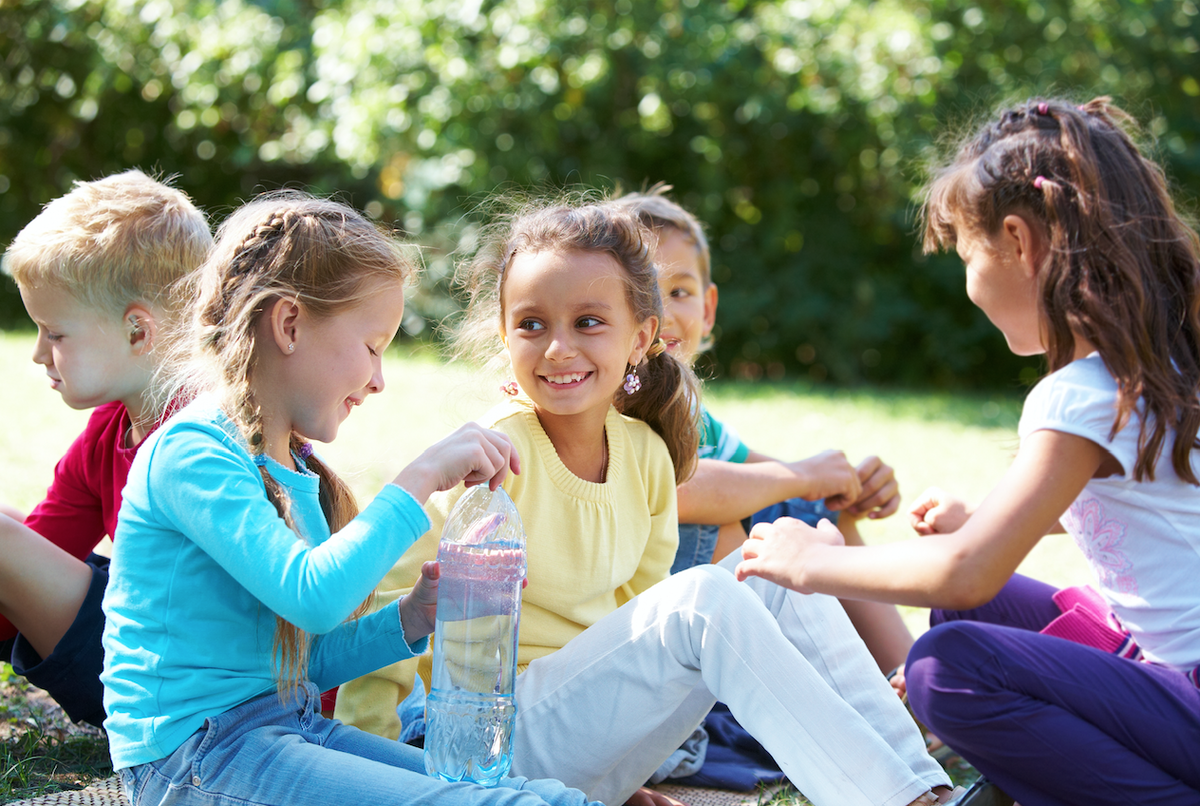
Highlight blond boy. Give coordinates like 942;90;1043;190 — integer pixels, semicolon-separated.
0;170;210;726
615;185;914;672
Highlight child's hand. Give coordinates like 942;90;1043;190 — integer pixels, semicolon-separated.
908;487;971;534
735;516;845;593
790;450;862;509
399;561;440;641
392;423;521;504
843;456;901;521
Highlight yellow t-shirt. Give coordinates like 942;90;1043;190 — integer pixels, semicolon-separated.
335;399;680;738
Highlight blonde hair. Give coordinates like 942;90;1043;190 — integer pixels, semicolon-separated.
455;195;700;482
3;170;211;318
168;191;417;693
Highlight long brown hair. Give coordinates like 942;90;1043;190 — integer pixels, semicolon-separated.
456;195;700;481
921;97;1200;484
170;191;417;692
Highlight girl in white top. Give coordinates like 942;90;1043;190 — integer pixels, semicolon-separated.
736;98;1200;805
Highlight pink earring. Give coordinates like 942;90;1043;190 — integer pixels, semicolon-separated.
623;366;641;395
501;381;519;396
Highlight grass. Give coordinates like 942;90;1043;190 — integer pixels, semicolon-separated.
0;665;111;802
0;331;1089;802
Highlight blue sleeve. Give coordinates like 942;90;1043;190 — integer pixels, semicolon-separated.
308;599;430;690
146;423;431;635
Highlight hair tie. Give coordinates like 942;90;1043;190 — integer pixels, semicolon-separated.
1034;175;1047;190
298;442;314;460
252;453;269;467
646;338;667;359
1037;102;1049;115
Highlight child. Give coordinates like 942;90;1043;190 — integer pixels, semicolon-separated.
736;97;1200;804
338;199;952;806
614;184;914;673
99;192;600;806
0;169;211;727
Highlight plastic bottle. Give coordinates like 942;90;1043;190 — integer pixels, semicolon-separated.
424;485;527;786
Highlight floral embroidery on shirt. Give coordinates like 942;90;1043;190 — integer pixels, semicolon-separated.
1063;494;1138;595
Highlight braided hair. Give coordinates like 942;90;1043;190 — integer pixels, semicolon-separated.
921;97;1200;484
169;192;417;693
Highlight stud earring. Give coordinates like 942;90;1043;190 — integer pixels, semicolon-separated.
500;381;519;396
623;366;641;395
287;343;295;353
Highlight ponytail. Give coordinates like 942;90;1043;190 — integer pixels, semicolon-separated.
616;340;700;483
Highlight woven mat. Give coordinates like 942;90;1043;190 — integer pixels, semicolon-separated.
8;778;776;806
651;782;786;806
9;777;128;806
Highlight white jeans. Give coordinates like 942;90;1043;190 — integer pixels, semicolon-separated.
510;561;948;806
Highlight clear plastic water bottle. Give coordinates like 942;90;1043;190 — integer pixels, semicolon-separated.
424;485;526;786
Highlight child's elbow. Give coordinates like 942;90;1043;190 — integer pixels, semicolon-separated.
932;550;1003;611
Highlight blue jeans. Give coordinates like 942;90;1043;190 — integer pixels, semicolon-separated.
673;498;836;576
118;682;601;806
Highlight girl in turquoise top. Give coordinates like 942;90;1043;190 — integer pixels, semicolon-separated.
100;192;601;806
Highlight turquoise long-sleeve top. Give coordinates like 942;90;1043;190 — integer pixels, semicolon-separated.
100;394;431;770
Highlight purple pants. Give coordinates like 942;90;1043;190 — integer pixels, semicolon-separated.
906;574;1200;805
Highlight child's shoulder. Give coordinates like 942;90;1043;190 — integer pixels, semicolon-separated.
1019;354;1125;444
140;394;246;461
1023;354;1116;416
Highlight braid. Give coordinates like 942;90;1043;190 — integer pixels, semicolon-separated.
166;191;416;695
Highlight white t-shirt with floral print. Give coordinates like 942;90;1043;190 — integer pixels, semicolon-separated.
1020;353;1200;670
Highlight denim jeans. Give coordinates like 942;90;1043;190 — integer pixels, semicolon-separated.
117;682;601;806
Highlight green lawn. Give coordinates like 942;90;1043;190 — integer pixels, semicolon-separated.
0;330;1090;801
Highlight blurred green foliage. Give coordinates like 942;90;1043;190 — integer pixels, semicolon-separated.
2;0;1197;387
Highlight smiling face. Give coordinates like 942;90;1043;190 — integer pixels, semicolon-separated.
955;221;1044;356
654;229;717;365
502;248;656;426
19;282;150;413
267;279;406;457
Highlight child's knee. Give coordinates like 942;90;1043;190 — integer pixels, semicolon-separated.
905;621;997;730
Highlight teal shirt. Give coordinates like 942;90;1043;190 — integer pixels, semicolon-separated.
101;395;431;769
697;405;750;464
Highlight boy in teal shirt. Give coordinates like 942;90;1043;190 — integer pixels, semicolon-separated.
616;185;913;672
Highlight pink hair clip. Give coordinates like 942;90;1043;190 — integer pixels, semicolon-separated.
1037;102;1049;115
1034;176;1047;189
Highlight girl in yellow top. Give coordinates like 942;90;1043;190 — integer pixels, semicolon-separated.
338;199;950;806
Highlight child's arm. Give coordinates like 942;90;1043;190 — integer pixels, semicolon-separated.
736;429;1104;609
676;449;862;525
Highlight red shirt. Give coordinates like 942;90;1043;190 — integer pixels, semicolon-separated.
1;401;143;641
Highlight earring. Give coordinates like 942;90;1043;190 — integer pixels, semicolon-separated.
500;381;519;396
287;343;295;353
623;365;641;395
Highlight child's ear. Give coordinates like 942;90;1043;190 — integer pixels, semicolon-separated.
702;283;719;336
124;303;157;355
1001;214;1047;279
629;315;659;365
267;297;302;355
